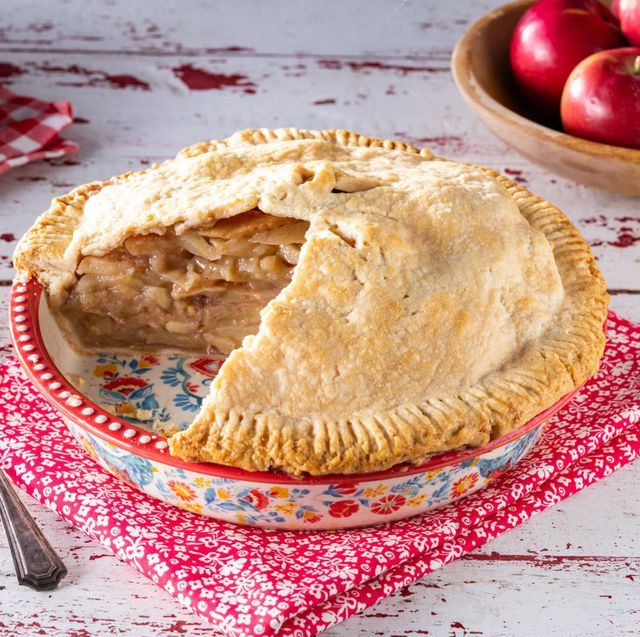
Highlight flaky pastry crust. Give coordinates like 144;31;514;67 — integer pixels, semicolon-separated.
14;128;608;475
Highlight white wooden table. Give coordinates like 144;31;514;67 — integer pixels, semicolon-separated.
0;1;638;635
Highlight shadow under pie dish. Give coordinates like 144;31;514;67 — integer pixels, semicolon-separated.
13;128;608;487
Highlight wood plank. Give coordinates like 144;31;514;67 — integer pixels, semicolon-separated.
0;0;497;57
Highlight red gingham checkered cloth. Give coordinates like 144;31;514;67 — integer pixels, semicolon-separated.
0;85;78;174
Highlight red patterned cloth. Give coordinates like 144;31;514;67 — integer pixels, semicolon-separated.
0;85;78;174
0;311;638;637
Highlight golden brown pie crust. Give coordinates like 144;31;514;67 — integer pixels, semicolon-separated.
14;128;608;475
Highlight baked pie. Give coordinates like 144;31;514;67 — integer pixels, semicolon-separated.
14;128;608;475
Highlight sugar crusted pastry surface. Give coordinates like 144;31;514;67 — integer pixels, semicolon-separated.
14;128;608;475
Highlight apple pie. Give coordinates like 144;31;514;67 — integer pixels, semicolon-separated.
14;128;608;475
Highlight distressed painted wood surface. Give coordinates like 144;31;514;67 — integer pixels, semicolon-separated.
0;1;638;635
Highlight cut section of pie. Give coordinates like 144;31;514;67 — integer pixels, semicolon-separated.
14;128;609;475
61;211;309;354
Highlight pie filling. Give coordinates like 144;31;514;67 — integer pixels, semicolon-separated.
58;210;309;355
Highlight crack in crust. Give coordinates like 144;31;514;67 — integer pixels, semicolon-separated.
14;128;608;476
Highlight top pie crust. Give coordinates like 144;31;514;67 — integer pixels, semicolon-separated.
14;128;608;476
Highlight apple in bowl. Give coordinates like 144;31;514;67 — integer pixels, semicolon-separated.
613;0;640;45
510;0;626;119
561;48;640;149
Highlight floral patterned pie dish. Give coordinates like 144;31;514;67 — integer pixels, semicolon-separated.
10;128;606;528
9;277;580;529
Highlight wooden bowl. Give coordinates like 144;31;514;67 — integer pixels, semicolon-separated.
452;0;640;196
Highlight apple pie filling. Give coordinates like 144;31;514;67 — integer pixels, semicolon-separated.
58;210;309;354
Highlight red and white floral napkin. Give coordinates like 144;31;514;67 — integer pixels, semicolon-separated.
0;311;639;637
0;85;78;174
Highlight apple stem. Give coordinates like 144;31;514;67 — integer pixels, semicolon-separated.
635;56;640;76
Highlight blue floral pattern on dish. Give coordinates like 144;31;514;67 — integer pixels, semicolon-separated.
69;417;546;529
80;353;222;431
64;348;547;528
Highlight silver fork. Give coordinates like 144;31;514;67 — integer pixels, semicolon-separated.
0;468;67;590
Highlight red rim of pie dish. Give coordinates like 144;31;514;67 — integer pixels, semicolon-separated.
9;278;580;485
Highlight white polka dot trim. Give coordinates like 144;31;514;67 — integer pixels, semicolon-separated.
14;296;25;302
155;440;168;450
16;325;28;332
81;407;94;416
94;415;108;424
108;422;122;431
139;435;151;444
123;429;136;439
66;397;82;408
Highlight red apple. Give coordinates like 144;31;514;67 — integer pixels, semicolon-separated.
561;47;640;149
510;0;626;119
612;0;640;44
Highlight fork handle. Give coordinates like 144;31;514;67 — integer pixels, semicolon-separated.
0;469;67;590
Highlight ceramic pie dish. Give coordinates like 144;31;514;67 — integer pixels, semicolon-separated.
9;128;607;529
9;277;579;530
